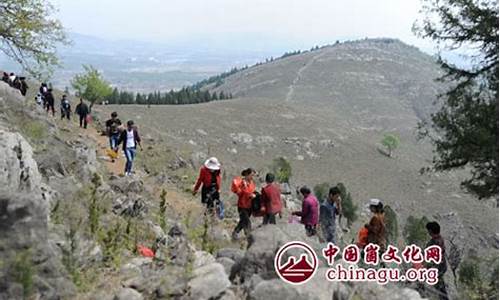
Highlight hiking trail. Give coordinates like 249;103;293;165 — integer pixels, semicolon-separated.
285;51;327;102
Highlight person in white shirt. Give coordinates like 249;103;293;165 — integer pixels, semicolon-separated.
115;120;142;176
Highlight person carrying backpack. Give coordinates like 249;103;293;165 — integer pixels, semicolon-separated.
292;186;319;236
60;95;71;120
115;120;142;176
260;173;282;225
425;221;449;300
320;186;342;244
231;168;256;240
75;98;89;129
193;157;222;214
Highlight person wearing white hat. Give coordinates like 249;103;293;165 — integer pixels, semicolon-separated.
367;198;386;250
193;157;222;211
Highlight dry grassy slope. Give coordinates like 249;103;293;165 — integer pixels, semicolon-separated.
96;39;497;254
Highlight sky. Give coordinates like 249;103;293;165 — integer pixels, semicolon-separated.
51;0;438;53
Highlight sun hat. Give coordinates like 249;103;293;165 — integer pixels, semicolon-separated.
204;157;221;170
369;198;382;206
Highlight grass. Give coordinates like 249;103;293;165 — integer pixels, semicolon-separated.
20;120;47;141
12;249;35;298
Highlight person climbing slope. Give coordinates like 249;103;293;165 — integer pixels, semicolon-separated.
115;120;142;176
425;221;449;300
75;98;89;129
292;186;319;236
231;168;256;240
193;157;222;214
319;186;342;243
260;173;282;225
60;95;71;120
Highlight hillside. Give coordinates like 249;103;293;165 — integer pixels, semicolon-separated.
0;80;434;299
97;38;498;257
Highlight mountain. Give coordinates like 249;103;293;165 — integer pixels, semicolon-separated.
97;38;498;258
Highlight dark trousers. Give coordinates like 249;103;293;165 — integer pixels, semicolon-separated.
79;115;88;128
263;213;277;225
61;109;70;120
46;102;55;116
201;187;219;212
233;208;252;236
305;224;317;236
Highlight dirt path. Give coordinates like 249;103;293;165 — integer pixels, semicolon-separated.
84;127;126;176
285;51;327;102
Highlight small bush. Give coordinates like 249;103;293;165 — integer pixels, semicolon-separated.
458;255;499;300
403;215;429;248
384;205;399;245
271;157;292;183
337;183;358;228
313;182;330;203
159;189;168;231
381;133;400;157
21;121;47;141
12;249;34;298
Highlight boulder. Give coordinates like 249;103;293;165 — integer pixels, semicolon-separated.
216;248;245;262
114;288;143;300
187;263;231;300
217;257;236;275
0;129;76;299
230;223;321;283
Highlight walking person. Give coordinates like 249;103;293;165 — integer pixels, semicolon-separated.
193;157;222;214
319;186;342;244
425;221;449;300
357;199;386;250
292;186;319;236
39;83;48;108
19;77;28;96
261;173;282;225
106;112;122;151
115;120;142;176
60;95;71;120
45;88;55;116
75;98;89;129
231;168;256;240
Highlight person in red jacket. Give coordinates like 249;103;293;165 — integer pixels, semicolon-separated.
192;157;222;212
231;168;256;240
261;173;282;225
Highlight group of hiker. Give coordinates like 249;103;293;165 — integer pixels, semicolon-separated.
104;112;143;176
192;158;448;299
36;83;91;128
2;72;28;96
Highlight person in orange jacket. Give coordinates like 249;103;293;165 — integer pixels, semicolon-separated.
231;168;256;240
192;157;222;212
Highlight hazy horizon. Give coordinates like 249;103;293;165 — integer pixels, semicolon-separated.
52;0;438;54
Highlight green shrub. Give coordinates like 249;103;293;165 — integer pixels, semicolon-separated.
21;121;47;140
271;157;292;183
337;183;358;228
159;189;168;231
384;205;399;245
458;255;499;300
313;182;330;203
403;215;429;248
381;133;400;157
12;249;34;298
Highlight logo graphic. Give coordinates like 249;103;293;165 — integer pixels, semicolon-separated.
274;241;318;284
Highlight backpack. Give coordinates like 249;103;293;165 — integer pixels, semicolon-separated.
251;192;266;216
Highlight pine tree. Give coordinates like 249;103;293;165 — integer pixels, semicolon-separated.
415;0;498;199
